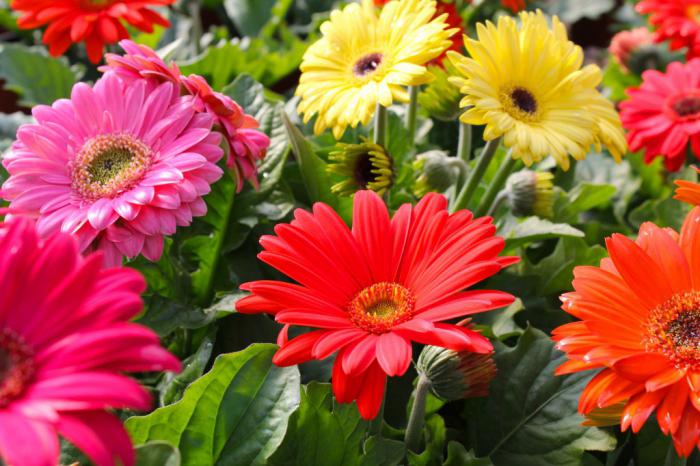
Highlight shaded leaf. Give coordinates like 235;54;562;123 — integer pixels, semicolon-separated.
135;441;181;466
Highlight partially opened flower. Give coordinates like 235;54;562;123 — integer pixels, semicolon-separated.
0;217;180;466
621;59;700;171
610;27;655;72
553;207;700;457
328;138;394;197
2;72;224;266
237;190;517;419
637;0;700;59
448;11;627;170
297;0;457;139
10;0;174;64
103;40;270;192
675;167;700;205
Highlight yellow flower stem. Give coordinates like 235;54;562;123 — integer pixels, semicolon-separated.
406;86;419;150
404;374;431;453
374;104;388;147
456;122;472;187
475;153;519;217
451;137;501;212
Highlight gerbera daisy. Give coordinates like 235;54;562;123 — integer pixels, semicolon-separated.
103;40;270;192
296;0;457;139
609;27;654;72
2;71;224;267
553;207;700;456
237;190;517;419
448;11;627;170
621;59;700;171
0;216;180;466
637;0;700;59
327;138;394;197
10;0;174;64
675;166;700;204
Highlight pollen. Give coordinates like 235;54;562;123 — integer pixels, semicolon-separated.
71;133;152;201
0;328;35;407
348;282;415;334
501;86;540;122
644;291;700;370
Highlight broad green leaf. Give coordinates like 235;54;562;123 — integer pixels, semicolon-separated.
223;0;278;37
501;217;584;250
268;383;370;466
565;183;617;216
127;344;300;466
472;327;616;466
0;44;79;106
158;335;215;406
474;298;525;339
135;441;181;466
443;442;492;466
361;436;405;466
136;294;216;336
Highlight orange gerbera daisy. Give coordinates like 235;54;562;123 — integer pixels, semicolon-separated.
675;167;700;205
10;0;174;63
554;207;700;456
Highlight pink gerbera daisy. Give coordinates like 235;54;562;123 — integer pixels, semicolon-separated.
620;59;700;171
1;71;224;266
637;0;700;59
103;40;270;191
0;216;180;466
237;191;517;419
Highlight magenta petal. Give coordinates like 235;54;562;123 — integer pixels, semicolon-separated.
0;411;59;466
87;198;119;230
140;167;184;186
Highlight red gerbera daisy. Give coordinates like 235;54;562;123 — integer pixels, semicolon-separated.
237;191;517;419
620;59;700;171
10;0;175;63
0;217;180;466
637;0;700;59
553;207;700;457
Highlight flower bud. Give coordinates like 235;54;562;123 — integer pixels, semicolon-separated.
506;170;554;218
418;62;462;121
609;28;653;72
413;150;466;197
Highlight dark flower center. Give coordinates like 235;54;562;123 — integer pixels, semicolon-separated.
645;291;700;369
353;152;376;188
510;88;538;114
672;96;700;118
0;329;35;407
353;53;383;77
667;312;700;350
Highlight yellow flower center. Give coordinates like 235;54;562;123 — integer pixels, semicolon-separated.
644;291;700;370
353;53;383;78
0;328;34;407
348;282;415;334
71;133;152;201
501;86;540;122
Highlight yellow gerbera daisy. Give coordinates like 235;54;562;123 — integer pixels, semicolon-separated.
447;11;627;170
296;0;456;139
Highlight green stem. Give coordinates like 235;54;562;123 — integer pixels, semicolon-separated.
406;86;419;149
475;153;518;218
404;374;431;453
451;137;501;212
374;104;388;147
457;121;473;164
189;0;203;55
486;191;508;217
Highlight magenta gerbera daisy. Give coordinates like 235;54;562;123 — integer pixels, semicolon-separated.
0;216;180;466
2;71;224;266
103;40;270;192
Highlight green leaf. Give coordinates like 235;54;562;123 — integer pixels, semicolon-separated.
545;0;615;22
268;383;370;466
136;294;216;336
135;441;181;466
443;442;492;466
158;335;215;406
564;183;617;216
407;414;447;466
127;344;301;466
472;327;616;466
474;298;525;340
361;436;405;466
501;217;585;250
0;44;79;106
224;0;277;37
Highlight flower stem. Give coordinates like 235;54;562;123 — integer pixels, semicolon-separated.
188;0;203;55
457;121;472;164
404;374;431;453
475;153;518;218
451;137;501;212
406;86;419;149
374;104;388;147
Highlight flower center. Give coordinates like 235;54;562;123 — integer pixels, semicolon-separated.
71;133;152;201
644;291;700;370
670;94;700;119
348;282;415;334
501;86;539;121
354;152;377;188
0;329;34;407
353;53;383;77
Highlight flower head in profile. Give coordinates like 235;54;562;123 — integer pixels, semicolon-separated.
621;59;700;171
0;217;180;466
297;0;457;139
103;40;270;192
328;138;394;197
553;207;700;457
610;27;655;72
675;167;700;205
2;72;224;266
10;0;174;63
506;170;554;218
448;11;627;170
237;191;517;419
637;0;700;59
